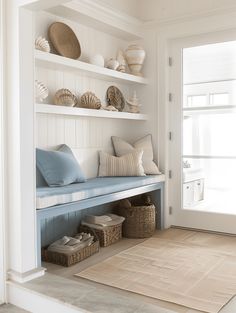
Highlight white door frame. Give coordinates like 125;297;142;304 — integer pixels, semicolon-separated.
156;9;236;229
168;30;236;234
0;0;6;304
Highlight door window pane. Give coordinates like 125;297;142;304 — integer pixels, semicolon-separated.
186;95;207;107
182;41;236;214
210;93;229;106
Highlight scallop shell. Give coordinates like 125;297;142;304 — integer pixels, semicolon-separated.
80;92;101;110
35;36;50;53
106;86;125;112
54;88;77;107
35;80;49;102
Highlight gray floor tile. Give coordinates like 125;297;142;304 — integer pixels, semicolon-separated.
0;304;28;313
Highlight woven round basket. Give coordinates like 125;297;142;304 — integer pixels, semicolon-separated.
117;204;156;238
48;22;81;59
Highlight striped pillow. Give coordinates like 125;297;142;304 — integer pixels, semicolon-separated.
98;149;145;177
111;134;161;175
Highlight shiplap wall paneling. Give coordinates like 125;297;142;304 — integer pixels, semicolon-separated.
41;203;113;247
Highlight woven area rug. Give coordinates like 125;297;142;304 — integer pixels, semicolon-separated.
75;229;236;313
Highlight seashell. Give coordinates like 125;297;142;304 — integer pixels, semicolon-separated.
127;104;140;113
80;91;101;110
54;88;77;107
35;36;50;53
106;86;125;112
89;54;104;67
116;49;126;72
126;91;141;113
117;64;126;72
106;58;119;70
126;91;141;106
103;105;118;112
35;80;49;102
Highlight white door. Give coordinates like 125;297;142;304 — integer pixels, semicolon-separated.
169;30;236;234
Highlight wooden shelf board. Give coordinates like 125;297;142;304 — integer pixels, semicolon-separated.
35;50;148;85
36;103;148;121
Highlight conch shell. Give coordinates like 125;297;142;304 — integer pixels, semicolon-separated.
116;49;126;72
106;58;119;70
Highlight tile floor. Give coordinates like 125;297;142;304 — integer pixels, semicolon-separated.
0;305;28;313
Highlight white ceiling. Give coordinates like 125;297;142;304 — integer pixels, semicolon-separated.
93;0;236;23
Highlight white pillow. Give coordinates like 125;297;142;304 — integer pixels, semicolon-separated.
111;135;161;175
98;149;145;177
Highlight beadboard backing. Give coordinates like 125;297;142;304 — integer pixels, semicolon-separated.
36;113;147;178
35;11;149;177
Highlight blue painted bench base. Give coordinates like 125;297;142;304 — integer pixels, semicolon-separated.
36;176;165;266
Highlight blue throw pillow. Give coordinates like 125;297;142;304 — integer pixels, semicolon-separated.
36;144;86;187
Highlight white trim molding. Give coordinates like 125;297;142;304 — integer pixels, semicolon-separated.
5;4;41;280
0;0;6;304
8;267;46;284
7;281;86;313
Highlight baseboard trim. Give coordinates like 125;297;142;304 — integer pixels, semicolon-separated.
8;267;46;283
7;281;87;313
171;225;236;237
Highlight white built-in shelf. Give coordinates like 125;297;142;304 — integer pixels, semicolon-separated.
46;0;144;41
35;50;148;85
36;103;148;121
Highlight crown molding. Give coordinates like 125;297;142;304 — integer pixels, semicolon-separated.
143;5;236;29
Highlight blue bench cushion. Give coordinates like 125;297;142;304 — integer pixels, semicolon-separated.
36;176;163;209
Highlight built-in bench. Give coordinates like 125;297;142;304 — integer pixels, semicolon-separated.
36;175;165;266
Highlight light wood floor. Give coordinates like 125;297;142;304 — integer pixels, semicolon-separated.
44;228;236;313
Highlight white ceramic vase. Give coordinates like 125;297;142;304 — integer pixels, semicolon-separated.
125;45;146;76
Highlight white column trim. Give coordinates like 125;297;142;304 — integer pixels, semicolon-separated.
8;267;46;284
0;0;6;304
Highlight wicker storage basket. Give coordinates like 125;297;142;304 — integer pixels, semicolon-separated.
42;227;99;267
117;204;156;238
81;223;122;247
